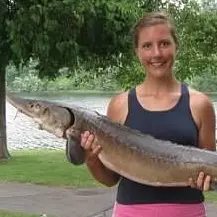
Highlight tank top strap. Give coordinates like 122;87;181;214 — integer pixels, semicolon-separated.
181;83;189;96
127;88;138;113
178;83;190;111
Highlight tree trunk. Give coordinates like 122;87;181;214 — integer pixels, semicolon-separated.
0;66;10;159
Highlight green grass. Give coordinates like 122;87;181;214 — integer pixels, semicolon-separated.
204;191;217;202
0;210;53;217
0;149;217;204
0;149;100;187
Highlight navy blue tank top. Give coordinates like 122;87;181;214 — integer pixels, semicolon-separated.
116;83;204;204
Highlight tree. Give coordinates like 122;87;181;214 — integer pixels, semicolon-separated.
0;0;142;158
0;0;12;159
171;1;217;80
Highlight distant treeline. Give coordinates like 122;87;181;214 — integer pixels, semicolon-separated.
5;0;217;92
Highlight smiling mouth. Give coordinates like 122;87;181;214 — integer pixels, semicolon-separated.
149;62;166;67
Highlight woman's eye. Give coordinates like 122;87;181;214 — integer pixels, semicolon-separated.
143;43;151;49
160;41;170;47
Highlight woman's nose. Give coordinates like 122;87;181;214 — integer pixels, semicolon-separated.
152;45;162;57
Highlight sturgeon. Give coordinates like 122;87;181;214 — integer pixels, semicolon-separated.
6;92;217;190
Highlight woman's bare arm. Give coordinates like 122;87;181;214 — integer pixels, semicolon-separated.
189;90;216;191
83;92;129;187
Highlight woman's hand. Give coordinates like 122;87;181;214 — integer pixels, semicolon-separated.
81;131;119;186
81;131;102;165
189;172;211;191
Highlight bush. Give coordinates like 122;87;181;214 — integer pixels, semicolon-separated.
6;57;122;92
6;59;48;92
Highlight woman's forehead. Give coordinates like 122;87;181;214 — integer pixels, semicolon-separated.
138;24;173;41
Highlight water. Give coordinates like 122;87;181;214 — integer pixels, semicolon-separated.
6;92;217;150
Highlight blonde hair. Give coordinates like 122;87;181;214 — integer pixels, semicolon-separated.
132;12;179;49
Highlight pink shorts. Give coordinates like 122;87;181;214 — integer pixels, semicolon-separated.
112;202;206;217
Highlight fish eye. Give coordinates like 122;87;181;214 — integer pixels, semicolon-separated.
35;103;41;109
43;107;50;115
28;103;34;108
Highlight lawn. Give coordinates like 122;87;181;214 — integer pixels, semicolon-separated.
0;210;52;217
0;149;100;187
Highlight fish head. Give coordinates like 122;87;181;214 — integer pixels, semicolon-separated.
6;93;73;138
7;92;52;118
18;99;47;118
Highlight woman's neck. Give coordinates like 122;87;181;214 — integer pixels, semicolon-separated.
140;75;180;96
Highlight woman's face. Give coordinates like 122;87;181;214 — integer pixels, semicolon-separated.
135;23;177;79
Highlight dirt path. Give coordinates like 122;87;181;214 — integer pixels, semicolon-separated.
0;183;216;217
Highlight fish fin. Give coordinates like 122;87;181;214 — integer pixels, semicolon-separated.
66;136;85;165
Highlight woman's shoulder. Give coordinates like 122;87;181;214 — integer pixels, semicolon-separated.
106;90;130;124
188;86;214;110
187;86;216;150
188;86;215;129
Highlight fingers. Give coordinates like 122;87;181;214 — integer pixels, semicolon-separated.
189;172;212;192
81;131;95;150
90;144;102;156
188;177;195;188
196;172;205;190
80;131;102;162
203;175;211;191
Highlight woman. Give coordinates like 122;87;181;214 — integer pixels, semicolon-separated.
78;12;216;217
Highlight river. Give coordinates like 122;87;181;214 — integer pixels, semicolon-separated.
6;92;217;150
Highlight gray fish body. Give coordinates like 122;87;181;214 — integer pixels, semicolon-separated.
6;93;217;189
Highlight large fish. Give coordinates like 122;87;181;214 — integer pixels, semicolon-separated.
6;92;217;190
